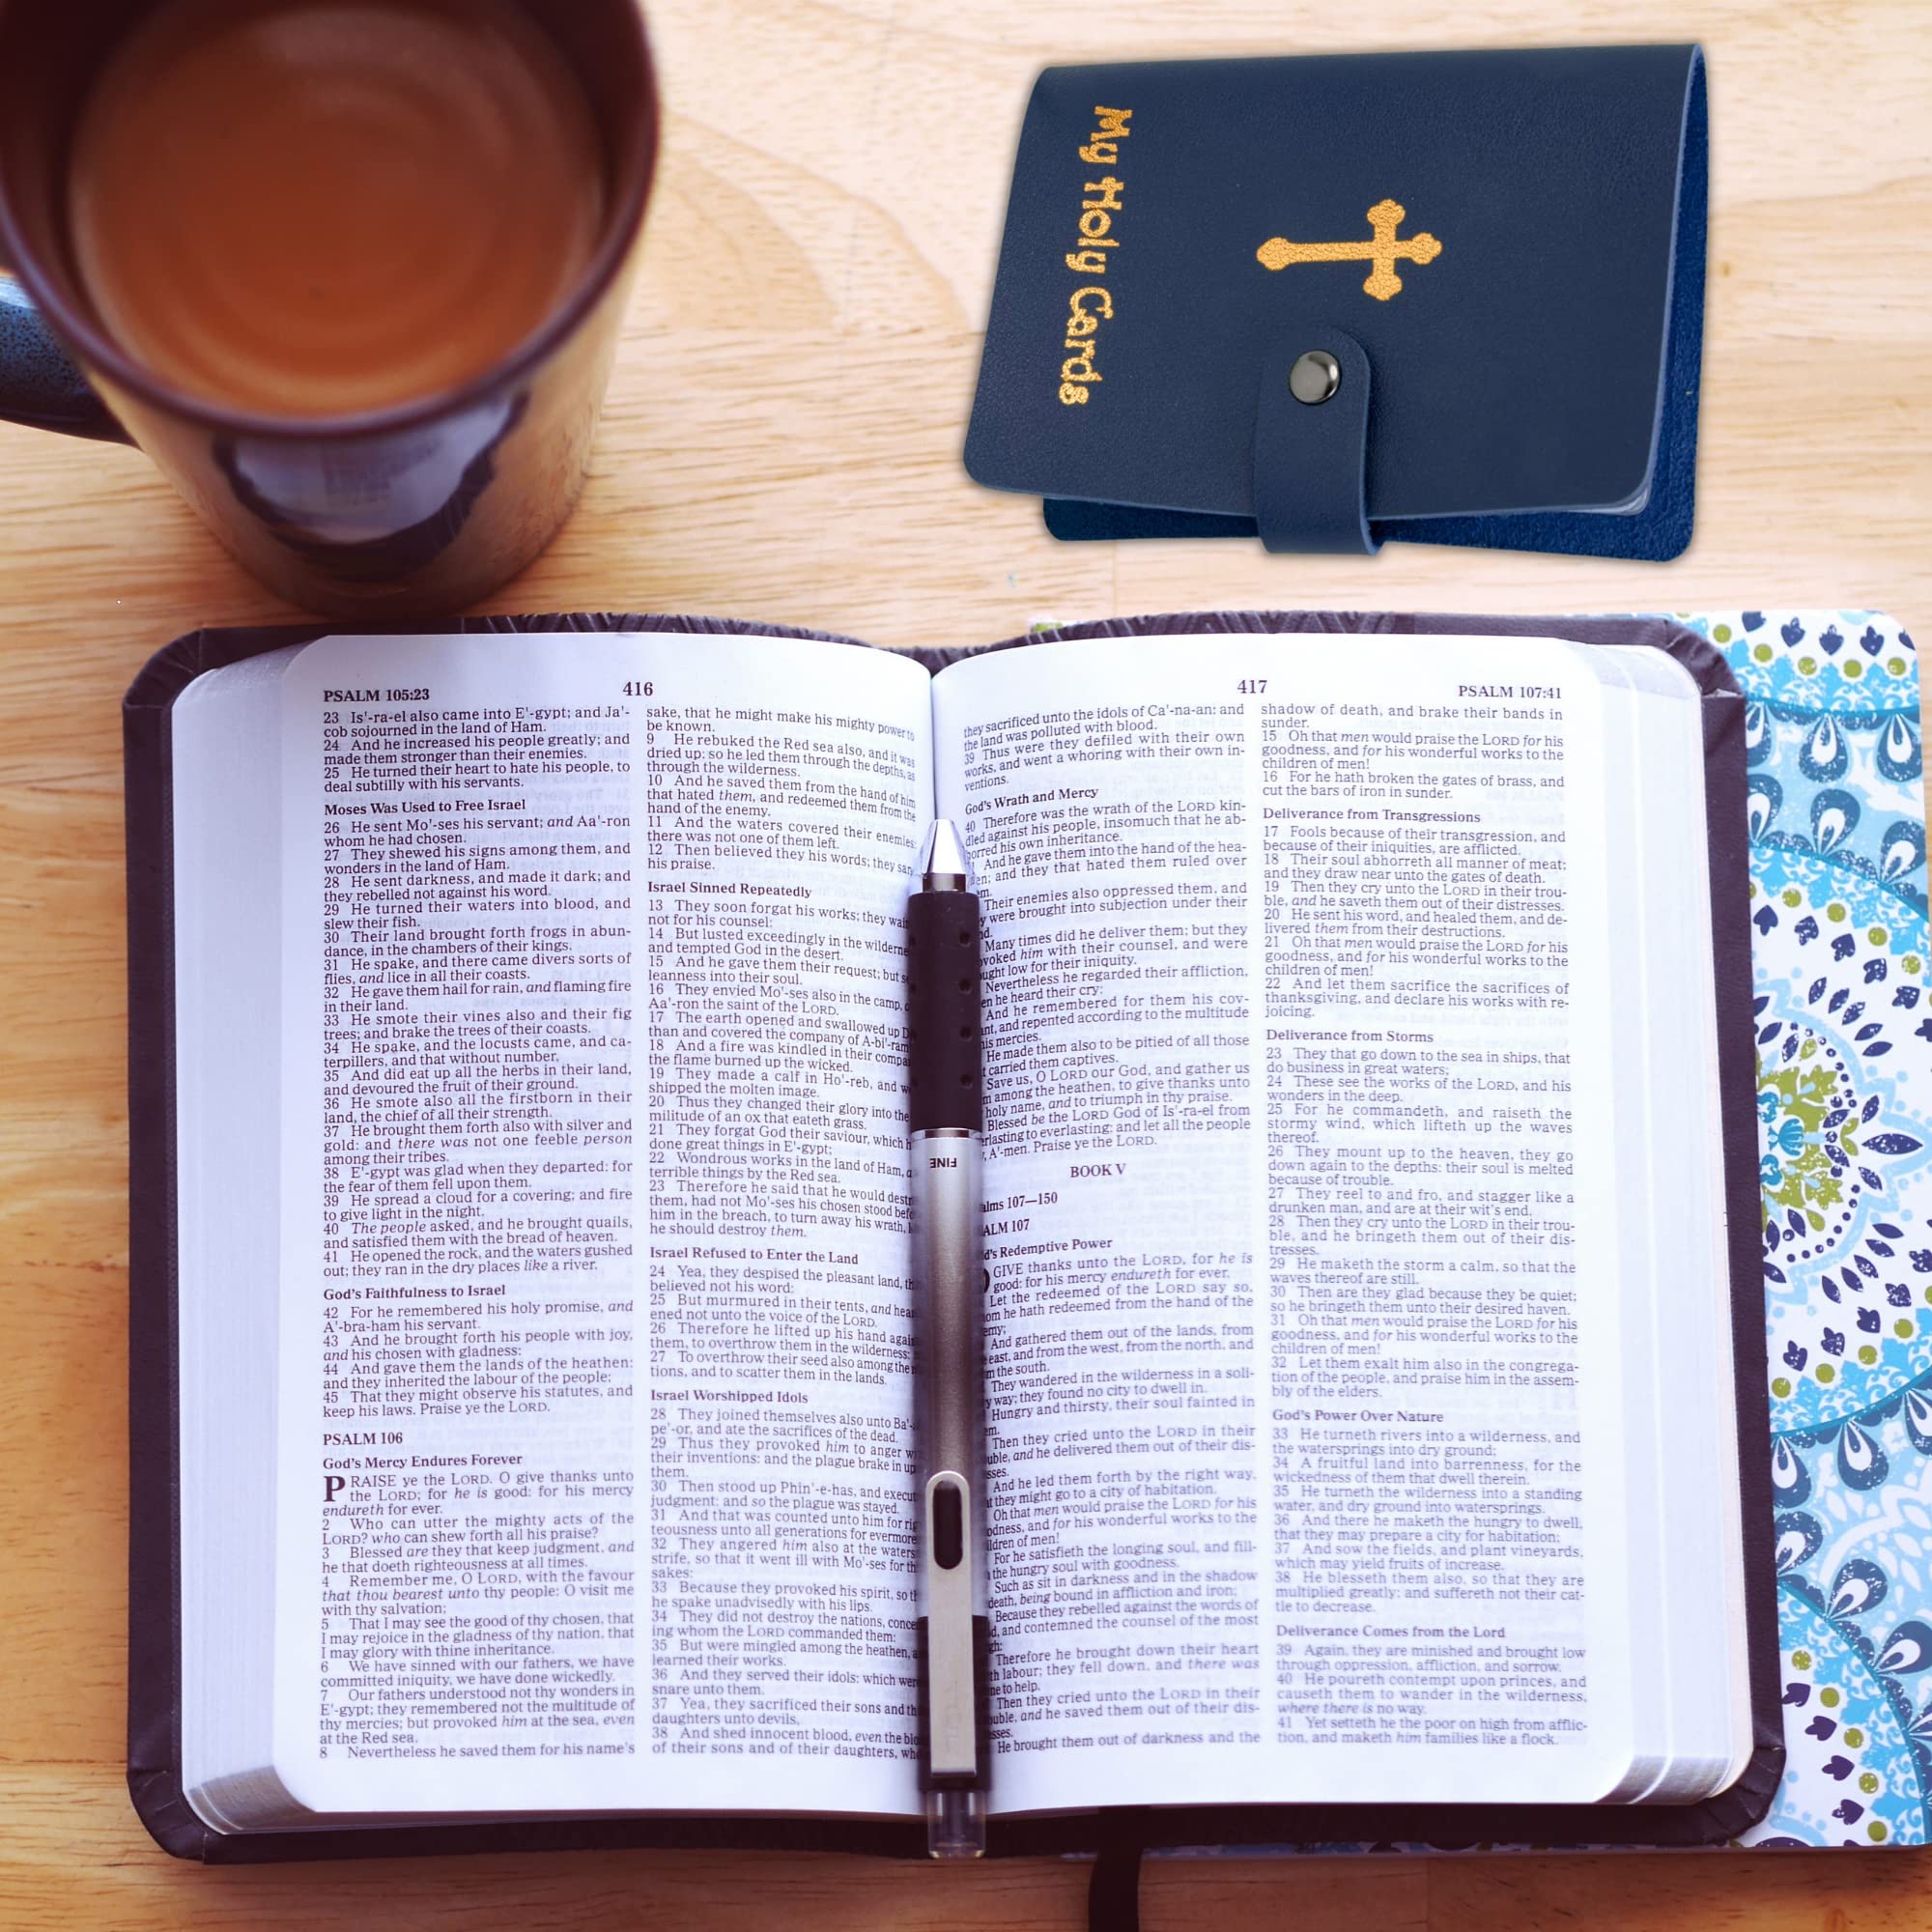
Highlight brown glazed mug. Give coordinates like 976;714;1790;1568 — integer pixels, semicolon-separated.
0;0;658;616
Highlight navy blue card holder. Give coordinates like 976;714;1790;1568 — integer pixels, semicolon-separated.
965;47;1708;559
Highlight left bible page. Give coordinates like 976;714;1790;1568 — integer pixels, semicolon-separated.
242;632;930;1822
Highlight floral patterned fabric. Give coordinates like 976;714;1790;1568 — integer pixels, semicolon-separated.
1709;611;1932;1848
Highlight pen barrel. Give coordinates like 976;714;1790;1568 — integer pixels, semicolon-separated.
907;877;988;1790
912;1129;987;1783
911;1132;985;1602
907;883;986;1601
906;889;982;1134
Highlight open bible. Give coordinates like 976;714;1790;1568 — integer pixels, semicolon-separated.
131;612;1776;1860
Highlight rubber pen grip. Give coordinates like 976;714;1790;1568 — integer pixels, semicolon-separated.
906;891;982;1133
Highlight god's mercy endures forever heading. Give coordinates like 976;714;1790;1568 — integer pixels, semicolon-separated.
1058;106;1131;405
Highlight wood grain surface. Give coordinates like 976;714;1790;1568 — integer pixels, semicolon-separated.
2;1;1929;1924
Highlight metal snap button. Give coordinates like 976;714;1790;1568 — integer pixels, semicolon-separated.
1289;350;1341;405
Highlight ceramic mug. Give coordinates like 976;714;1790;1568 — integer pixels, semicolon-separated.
0;0;658;616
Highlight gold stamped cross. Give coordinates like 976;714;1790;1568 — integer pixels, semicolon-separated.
1257;198;1442;301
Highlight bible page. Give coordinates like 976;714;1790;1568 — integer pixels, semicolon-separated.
268;632;930;1819
931;632;1655;1813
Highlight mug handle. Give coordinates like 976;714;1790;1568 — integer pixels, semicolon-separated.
0;269;131;443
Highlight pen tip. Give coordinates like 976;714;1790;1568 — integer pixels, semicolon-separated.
919;819;972;893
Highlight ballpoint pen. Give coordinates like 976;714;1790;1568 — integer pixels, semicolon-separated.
906;818;991;1858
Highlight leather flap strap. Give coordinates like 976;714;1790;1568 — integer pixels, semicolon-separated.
1251;326;1377;554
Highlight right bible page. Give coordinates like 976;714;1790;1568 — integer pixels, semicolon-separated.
932;631;1694;1815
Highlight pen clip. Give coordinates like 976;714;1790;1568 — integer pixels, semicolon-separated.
922;1470;980;1781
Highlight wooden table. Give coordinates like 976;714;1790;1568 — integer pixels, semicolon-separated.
3;1;1928;1925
